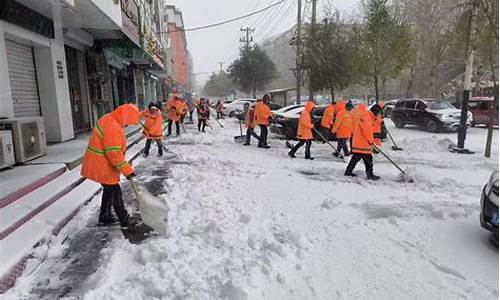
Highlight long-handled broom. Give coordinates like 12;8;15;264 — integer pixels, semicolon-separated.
372;144;414;182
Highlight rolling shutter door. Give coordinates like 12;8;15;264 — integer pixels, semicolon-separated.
6;39;41;117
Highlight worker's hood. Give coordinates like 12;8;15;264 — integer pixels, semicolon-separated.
111;103;140;126
305;101;315;112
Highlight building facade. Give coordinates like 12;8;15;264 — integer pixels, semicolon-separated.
0;0;181;143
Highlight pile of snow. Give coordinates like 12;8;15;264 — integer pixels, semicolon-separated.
397;136;455;153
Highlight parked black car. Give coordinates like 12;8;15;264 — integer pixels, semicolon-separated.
480;171;499;246
382;100;398;117
271;105;335;141
390;98;472;132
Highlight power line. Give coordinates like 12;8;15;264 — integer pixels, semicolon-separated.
159;0;288;34
259;0;297;42
254;0;286;37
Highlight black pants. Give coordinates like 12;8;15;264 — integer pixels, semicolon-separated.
258;125;268;146
345;153;374;176
217;111;223;119
290;139;312;158
198;119;207;132
245;127;260;144
99;184;129;226
144;139;163;156
167;120;180;135
336;138;350;156
189;111;194;122
180;114;186;124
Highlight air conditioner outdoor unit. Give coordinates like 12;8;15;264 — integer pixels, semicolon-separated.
0;130;15;169
0;117;47;163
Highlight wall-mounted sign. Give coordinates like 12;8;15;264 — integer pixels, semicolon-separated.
56;61;64;79
121;0;140;47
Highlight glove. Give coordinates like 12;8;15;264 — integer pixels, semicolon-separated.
126;172;136;180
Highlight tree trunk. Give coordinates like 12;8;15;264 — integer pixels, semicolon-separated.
374;74;380;103
406;65;415;98
382;75;387;101
330;86;335;103
485;28;498;157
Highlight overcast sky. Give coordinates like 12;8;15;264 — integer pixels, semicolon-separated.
169;0;361;87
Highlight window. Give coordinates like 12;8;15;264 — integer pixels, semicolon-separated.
395;101;405;108
416;101;427;110
479;101;489;110
427;101;454;110
404;101;416;109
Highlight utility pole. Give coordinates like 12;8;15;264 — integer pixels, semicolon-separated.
308;0;317;102
239;27;255;49
217;61;224;73
453;1;476;154
295;0;302;104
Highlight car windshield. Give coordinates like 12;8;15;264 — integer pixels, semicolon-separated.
427;101;454;110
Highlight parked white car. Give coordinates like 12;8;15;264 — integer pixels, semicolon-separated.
222;98;256;117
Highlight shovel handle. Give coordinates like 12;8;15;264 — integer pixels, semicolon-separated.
372;144;406;175
129;178;140;197
313;128;344;159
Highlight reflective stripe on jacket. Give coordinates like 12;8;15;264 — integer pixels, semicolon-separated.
81;104;138;185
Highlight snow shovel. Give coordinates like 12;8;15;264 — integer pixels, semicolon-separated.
371;144;413;182
234;119;246;143
129;178;169;235
313;128;344;161
213;117;224;128
387;130;403;151
181;123;187;133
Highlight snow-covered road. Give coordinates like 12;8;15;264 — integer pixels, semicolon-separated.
5;120;499;299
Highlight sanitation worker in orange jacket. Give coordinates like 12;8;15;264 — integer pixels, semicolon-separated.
166;95;182;136
141;103;164;157
332;101;353;157
180;99;189;124
81;103;140;229
288;100;316;160
321;100;336;130
243;102;260;145
254;94;273;148
371;102;385;147
344;106;380;180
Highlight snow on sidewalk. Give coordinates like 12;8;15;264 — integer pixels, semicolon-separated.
4;120;499;299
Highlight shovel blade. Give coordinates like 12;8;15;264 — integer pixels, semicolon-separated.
391;146;404;151
234;136;246;143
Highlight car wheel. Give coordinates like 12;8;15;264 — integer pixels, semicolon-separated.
471;120;476;127
393;117;405;128
426;119;439;132
229;111;235;118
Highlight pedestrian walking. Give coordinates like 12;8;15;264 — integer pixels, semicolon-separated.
81;103;141;231
344;104;380;180
243;102;260;145
288;100;316;160
331;101;352;157
141;103;164;157
254;94;273;148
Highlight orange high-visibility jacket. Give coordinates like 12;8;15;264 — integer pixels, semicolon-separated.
180;101;189;115
297;101;315;140
350;103;367;128
167;98;182;121
321;103;336;129
81;104;139;185
351;110;374;154
245;108;256;128
140;109;163;139
372;114;384;146
332;102;353;139
254;101;272;126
